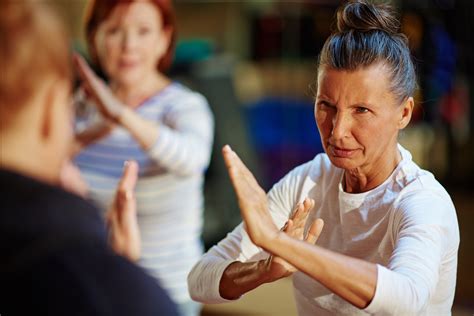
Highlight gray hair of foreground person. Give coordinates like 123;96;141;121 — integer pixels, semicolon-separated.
318;0;417;104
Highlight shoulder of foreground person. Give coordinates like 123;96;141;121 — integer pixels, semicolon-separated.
2;241;179;316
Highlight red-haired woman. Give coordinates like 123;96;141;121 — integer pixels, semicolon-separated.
74;1;214;315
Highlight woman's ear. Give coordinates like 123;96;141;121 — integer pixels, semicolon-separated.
398;97;414;130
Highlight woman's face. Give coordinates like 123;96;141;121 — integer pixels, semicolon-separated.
315;63;411;174
95;1;170;86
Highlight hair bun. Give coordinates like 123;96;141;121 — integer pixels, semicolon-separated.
336;0;399;35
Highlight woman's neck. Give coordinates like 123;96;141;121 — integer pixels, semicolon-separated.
343;146;402;194
111;72;170;107
0;128;61;186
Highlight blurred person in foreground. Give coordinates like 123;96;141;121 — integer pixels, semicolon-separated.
72;1;214;315
0;1;178;315
188;1;459;315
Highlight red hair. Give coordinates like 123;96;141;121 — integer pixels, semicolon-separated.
84;0;176;73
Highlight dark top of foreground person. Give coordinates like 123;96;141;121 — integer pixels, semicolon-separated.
0;168;178;316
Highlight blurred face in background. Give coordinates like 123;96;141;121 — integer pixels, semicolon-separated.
94;1;171;87
314;63;407;175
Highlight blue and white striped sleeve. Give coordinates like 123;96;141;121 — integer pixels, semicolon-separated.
147;92;214;176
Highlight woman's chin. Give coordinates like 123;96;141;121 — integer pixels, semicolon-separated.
114;74;142;87
111;69;145;85
328;155;358;171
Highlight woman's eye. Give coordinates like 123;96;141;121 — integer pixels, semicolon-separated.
318;101;331;109
106;27;119;35
139;27;150;35
356;107;369;113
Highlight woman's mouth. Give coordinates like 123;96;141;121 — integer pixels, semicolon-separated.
329;145;358;158
118;60;138;69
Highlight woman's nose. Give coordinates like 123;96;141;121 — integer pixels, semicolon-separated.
331;112;351;139
122;31;137;51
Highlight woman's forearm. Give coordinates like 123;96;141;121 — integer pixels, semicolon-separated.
266;232;377;309
118;106;213;176
118;107;159;150
73;120;114;156
219;259;282;300
220;234;377;308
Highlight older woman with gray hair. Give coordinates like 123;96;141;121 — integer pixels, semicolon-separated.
188;1;459;315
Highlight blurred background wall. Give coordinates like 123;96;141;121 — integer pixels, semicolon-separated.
51;0;473;314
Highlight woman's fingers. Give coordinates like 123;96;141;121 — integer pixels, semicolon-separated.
222;145;266;204
73;54;111;105
74;54;94;88
223;152;249;199
222;144;238;171
74;53;100;86
74;55;125;122
73;55;105;107
292;198;314;217
107;160;141;261
305;218;325;244
222;145;257;185
115;161;138;220
289;198;315;230
223;145;322;250
290;203;303;219
302;197;315;214
118;160;139;194
222;145;278;246
282;198;319;243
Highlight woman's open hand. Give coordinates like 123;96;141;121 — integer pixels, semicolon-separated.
106;160;141;261
73;54;125;123
266;199;324;279
222;144;324;279
222;145;278;248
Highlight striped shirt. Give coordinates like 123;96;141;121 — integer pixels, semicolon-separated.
75;82;214;304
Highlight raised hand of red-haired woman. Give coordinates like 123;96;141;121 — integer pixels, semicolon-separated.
73;53;125;123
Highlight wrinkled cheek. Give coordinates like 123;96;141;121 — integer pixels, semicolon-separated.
316;117;331;143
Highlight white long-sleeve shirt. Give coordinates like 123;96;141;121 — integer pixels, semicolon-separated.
188;145;459;315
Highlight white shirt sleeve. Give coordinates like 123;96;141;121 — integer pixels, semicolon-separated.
364;190;459;315
188;165;304;303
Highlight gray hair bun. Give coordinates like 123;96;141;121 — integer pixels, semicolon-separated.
336;0;400;35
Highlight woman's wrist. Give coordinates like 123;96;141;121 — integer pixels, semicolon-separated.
259;257;289;283
258;227;284;255
116;106;160;150
114;103;128;125
219;259;280;300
